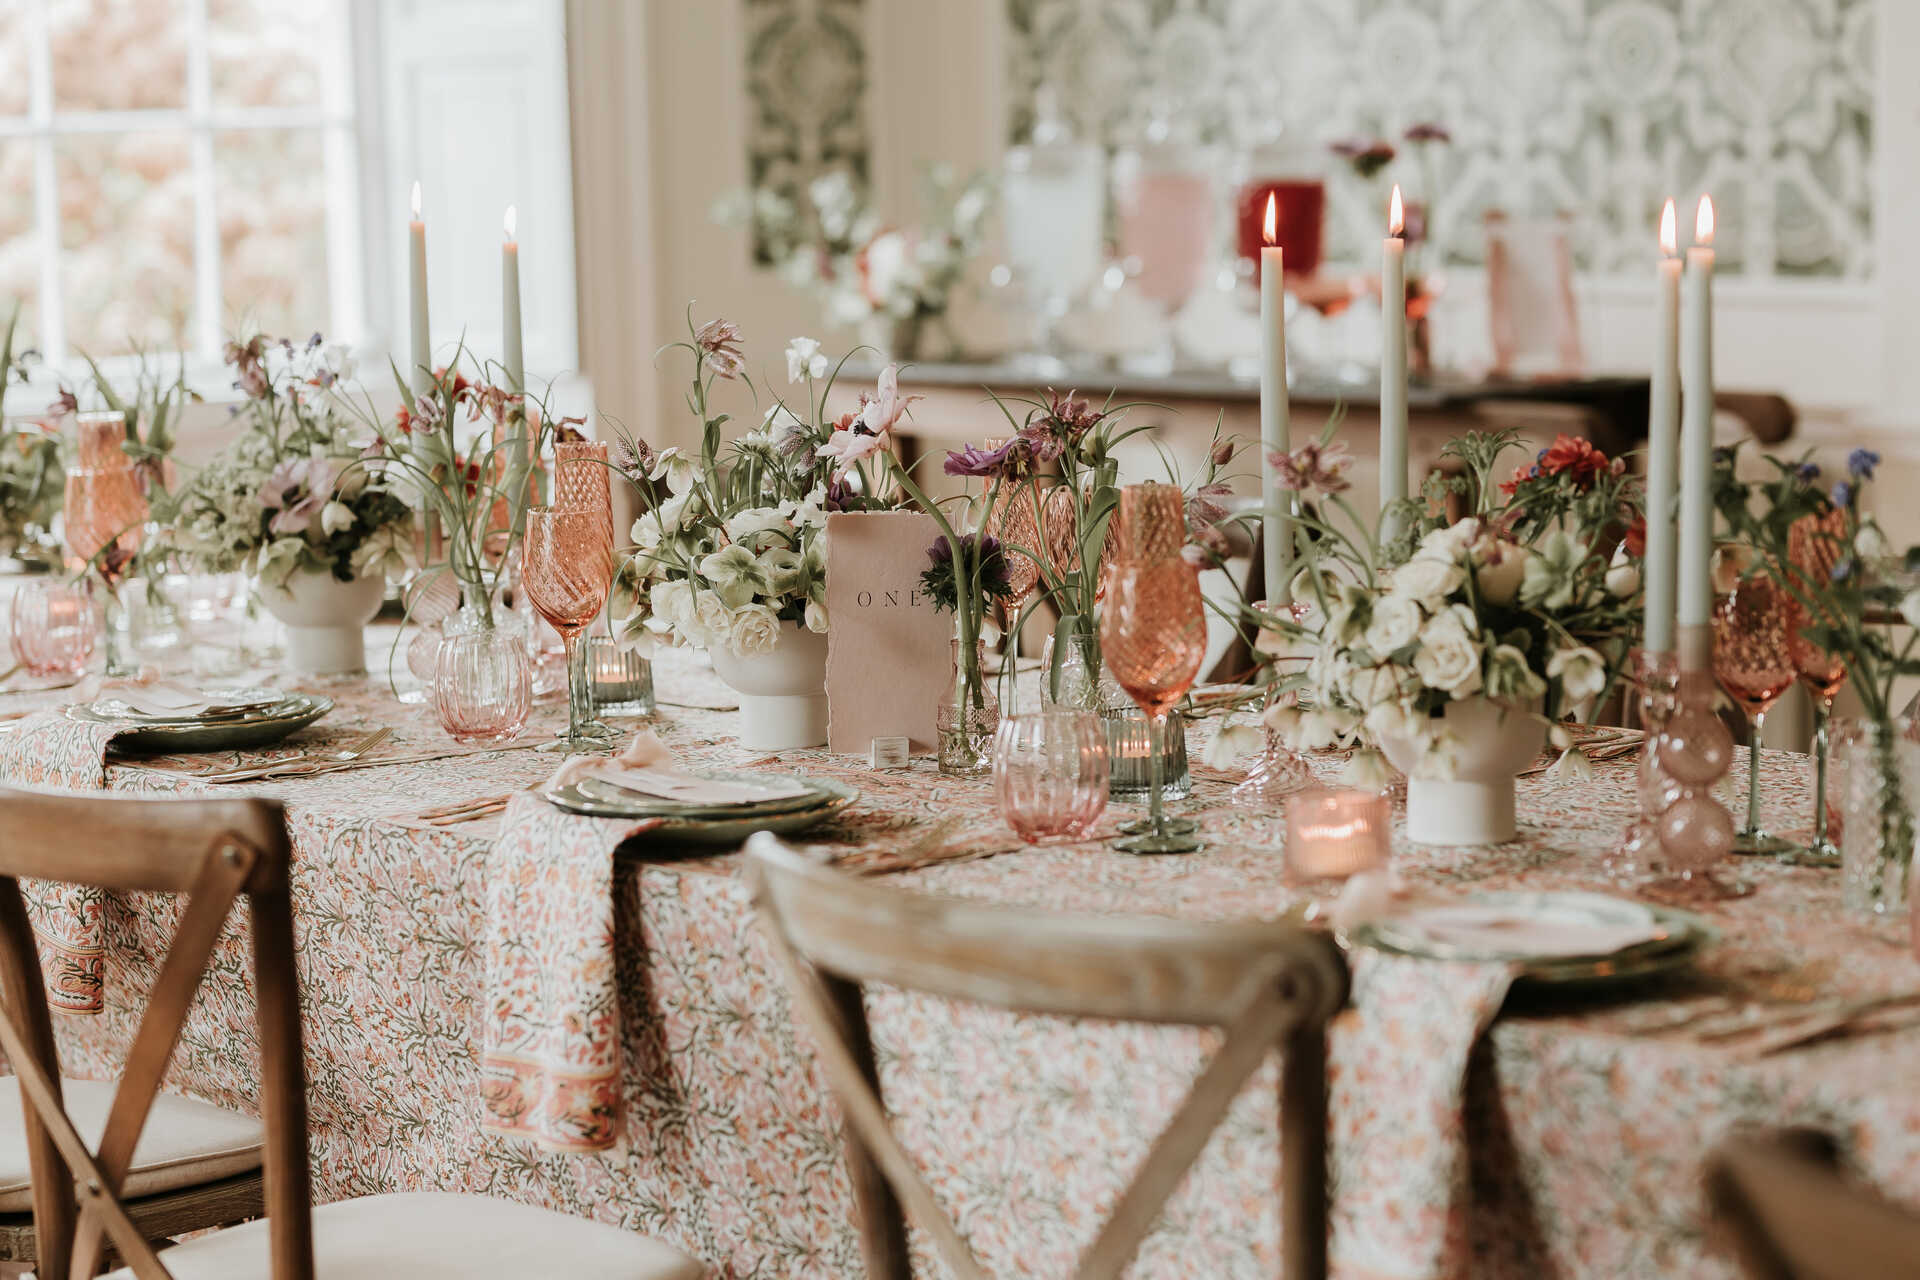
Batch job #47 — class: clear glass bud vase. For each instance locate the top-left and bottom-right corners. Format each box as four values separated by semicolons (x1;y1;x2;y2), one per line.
1836;716;1920;916
937;635;998;776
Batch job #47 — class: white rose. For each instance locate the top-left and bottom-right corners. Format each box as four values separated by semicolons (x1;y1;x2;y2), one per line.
319;501;354;537
1412;612;1484;697
804;600;829;633
655;491;696;535
726;603;783;656
647;580;694;637
1418;518;1480;561
693;590;732;646
1391;554;1465;604
1472;537;1529;606
1346;662;1405;708
1363;595;1423;657
1546;645;1608;703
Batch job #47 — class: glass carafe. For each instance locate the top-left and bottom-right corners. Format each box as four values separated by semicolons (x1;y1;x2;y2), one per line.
1003;88;1105;364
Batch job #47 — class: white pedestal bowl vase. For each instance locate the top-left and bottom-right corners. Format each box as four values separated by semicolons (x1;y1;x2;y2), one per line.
706;621;829;751
1379;695;1547;846
259;569;386;677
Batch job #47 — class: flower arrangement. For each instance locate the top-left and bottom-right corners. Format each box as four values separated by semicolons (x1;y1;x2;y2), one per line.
1266;425;1642;777
163;335;415;588
715;166;994;356
0;310;62;558
610;317;898;657
1716;444;1917;887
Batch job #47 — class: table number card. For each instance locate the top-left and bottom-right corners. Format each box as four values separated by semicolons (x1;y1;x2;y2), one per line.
825;511;950;755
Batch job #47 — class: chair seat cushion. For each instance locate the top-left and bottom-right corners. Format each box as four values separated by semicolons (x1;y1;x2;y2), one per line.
0;1077;262;1212
105;1192;704;1279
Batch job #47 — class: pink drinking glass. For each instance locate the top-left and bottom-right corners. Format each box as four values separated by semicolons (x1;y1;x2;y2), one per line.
8;578;101;677
992;711;1109;843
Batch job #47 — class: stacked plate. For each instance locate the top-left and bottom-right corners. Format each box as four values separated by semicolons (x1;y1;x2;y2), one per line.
544;765;857;846
1348;890;1715;989
68;685;333;752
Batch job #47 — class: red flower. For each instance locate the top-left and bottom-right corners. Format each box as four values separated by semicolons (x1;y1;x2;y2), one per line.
1498;464;1534;497
1624;515;1647;558
1537;434;1609;487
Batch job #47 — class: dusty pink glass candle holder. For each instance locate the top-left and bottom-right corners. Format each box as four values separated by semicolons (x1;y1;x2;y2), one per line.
1286;787;1391;881
9;578;101;678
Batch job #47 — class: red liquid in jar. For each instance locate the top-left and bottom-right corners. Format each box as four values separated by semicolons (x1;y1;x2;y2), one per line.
1237;179;1326;281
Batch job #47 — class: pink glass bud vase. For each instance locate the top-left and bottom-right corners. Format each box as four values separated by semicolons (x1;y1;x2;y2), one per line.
432;607;532;744
8;578;101;678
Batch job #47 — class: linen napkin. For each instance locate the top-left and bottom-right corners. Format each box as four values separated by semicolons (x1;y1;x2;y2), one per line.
91;677;250;718
478;732;694;1151
552;729;810;807
1325;871;1519;1279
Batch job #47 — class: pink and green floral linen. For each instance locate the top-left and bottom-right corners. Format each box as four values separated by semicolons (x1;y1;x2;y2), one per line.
3;650;1915;1278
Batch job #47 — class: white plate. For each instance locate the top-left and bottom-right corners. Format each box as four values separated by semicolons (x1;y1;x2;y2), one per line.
1368;891;1665;963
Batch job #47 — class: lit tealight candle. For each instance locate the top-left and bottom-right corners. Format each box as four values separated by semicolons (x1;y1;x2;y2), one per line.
1286;788;1391;881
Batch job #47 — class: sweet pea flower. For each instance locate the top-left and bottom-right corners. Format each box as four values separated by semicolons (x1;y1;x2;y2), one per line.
785;337;829;383
856;363;922;436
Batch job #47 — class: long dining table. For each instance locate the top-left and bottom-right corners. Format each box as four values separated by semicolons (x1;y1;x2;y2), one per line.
2;629;1917;1279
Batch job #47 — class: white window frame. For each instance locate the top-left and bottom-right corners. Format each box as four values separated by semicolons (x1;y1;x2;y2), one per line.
3;0;370;407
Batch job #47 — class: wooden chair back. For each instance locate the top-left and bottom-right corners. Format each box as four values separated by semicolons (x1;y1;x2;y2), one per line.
744;834;1348;1280
1706;1131;1920;1279
0;790;314;1280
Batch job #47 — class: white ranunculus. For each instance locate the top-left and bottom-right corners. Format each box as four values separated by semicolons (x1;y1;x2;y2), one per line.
1202;718;1265;769
1363;594;1423;657
1391;554;1466;604
648;580;695;637
727;603;784;656
1418;518;1480;562
1413;611;1484;697
804;599;829;633
785;336;830;383
319;501;354;537
1546;645;1608;702
1471;537;1529;605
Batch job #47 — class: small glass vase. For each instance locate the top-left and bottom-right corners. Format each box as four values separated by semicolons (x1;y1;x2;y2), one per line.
1040;626;1126;712
1836;716;1920;917
937;634;998;777
432;606;532;744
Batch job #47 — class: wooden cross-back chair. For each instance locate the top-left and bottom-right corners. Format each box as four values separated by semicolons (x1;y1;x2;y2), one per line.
1707;1130;1920;1279
0;788;703;1280
744;833;1349;1280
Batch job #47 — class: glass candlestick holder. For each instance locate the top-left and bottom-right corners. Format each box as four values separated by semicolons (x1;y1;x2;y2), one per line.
1605;648;1681;881
1650;668;1747;898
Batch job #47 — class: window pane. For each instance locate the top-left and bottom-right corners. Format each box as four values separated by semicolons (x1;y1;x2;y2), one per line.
0;144;38;377
215;130;328;339
209;0;342;110
50;0;188;112
57;132;194;356
0;9;30;117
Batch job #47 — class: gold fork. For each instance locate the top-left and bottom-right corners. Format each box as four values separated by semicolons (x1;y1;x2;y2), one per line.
200;726;394;782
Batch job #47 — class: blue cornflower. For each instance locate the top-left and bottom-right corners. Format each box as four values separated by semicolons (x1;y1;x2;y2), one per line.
1794;461;1821;482
1832;557;1854;583
1831;481;1854;509
1849;448;1881;480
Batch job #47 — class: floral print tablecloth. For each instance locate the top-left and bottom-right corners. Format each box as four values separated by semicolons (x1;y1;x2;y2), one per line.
3;644;1918;1279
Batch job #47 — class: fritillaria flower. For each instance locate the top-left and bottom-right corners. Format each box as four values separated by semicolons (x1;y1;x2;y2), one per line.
695;318;746;380
1269;440;1354;494
943;438;1031;481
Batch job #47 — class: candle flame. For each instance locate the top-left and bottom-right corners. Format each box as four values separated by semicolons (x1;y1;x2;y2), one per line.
1388;184;1404;237
1695;194;1714;246
1262;191;1278;245
1659;198;1677;257
503;205;517;240
410;180;421;220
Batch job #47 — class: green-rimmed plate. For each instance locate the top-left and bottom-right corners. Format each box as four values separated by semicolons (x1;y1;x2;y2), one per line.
543;774;858;845
68;693;334;753
571;769;839;821
1367;890;1665;963
90;685;292;724
1349;895;1717;990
